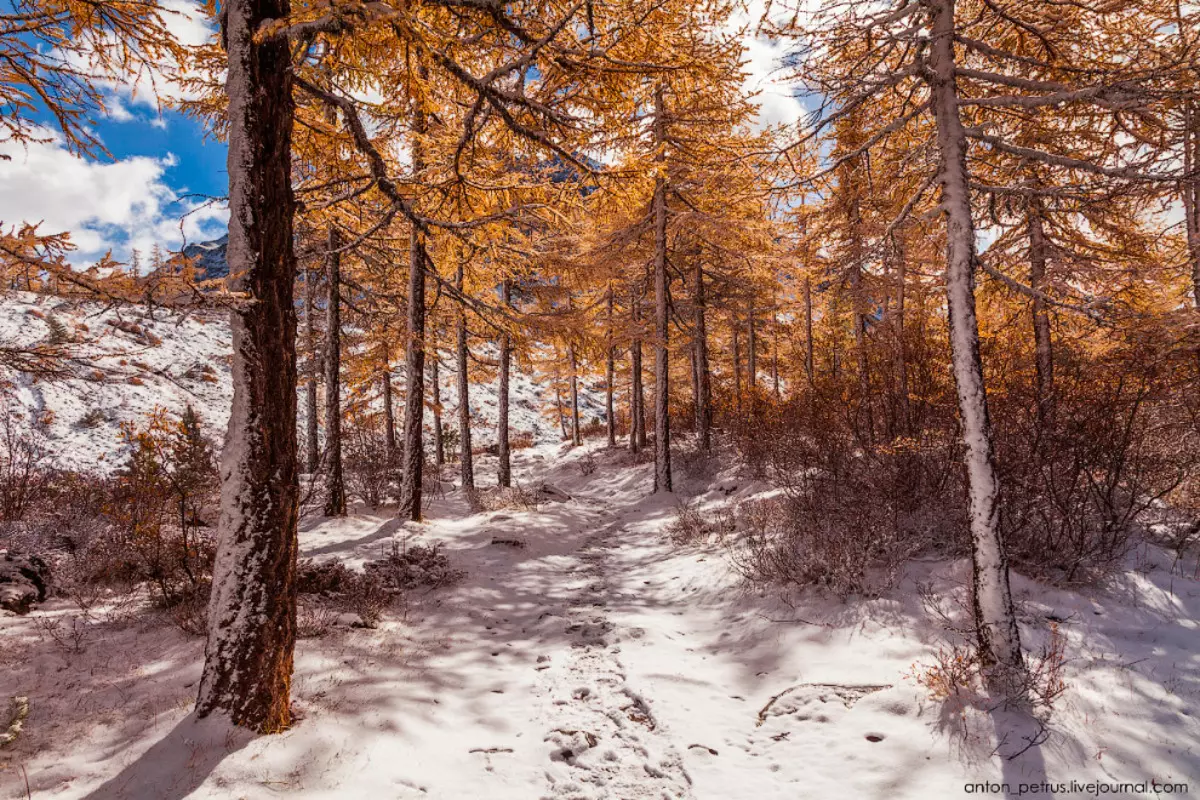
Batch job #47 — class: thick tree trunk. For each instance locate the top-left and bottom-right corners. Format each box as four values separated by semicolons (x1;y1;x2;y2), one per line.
605;287;616;447
323;224;346;517
431;328;445;468
1027;196;1055;429
652;83;672;492
569;344;582;446
398;105;428;521
303;267;319;474
929;0;1024;694
497;279;512;488
196;0;298;734
693;260;711;450
456;259;474;491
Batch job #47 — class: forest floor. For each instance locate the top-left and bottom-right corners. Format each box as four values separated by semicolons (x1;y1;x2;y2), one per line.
2;441;1200;799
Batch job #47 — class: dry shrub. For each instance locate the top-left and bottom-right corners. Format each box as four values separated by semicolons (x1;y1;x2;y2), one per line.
666;499;734;545
363;540;464;592
343;411;399;508
577;452;598;477
995;352;1199;584
468;484;541;513
909;624;1068;716
725;393;962;597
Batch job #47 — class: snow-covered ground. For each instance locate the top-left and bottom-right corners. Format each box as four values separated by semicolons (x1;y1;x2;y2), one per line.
0;291;607;473
2;442;1198;799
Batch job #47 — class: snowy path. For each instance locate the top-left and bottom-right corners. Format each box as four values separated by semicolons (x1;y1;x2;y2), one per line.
3;441;1200;799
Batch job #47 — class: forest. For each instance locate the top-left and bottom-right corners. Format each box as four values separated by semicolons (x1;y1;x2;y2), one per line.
1;0;1199;797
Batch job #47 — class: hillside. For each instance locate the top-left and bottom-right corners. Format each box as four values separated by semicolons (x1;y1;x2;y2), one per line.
0;290;606;474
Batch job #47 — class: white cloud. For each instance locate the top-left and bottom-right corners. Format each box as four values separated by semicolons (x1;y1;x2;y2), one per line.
0;132;228;268
728;0;807;130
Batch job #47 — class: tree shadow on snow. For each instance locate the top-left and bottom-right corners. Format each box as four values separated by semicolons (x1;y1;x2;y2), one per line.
81;713;253;800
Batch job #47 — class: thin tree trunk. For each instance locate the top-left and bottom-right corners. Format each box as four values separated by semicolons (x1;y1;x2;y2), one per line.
1027;196;1055;429
893;241;911;432
605;287;616;447
570;344;582;446
929;0;1024;692
747;297;757;399
1185;98;1200;311
693;259;711;450
497;279;512;487
398;99;428;521
804;275;815;391
382;344;396;463
456;258;474;491
652;83;672;492
303;267;319;473
430;328;445;468
323;224;346;517
771;298;780;399
630;286;645;454
196;0;298;734
732;316;742;411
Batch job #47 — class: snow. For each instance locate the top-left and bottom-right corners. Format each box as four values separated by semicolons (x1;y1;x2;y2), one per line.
0;291;604;474
3;441;1199;798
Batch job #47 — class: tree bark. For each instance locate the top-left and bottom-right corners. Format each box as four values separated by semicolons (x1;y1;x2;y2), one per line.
430;327;445;468
569;344;582;446
746;297;757;399
1185;98;1200;311
382;344;397;464
804;275;815;391
929;0;1024;693
652;83;672;492
456;258;474;491
195;0;298;734
323;224;346;517
732;314;742;411
605;287;616;447
303;267;319;474
398;101;428;521
693;259;711;451
497;279;512;487
1027;195;1055;429
629;286;644;455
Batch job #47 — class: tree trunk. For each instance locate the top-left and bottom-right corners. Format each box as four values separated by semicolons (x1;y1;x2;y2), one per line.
569;344;582;446
398;103;428;521
303;267;319;474
629;286;645;454
1027;196;1055;429
430;328;445;468
929;0;1024;693
652;83;672;492
605;287;616;447
456;259;474;491
771;298;780;399
892;240;911;432
693;259;711;450
382;345;397;463
732;315;742;411
323;224;346;517
497;279;512;488
195;0;298;734
746;297;757;399
804;275;815;391
1185;98;1200;311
